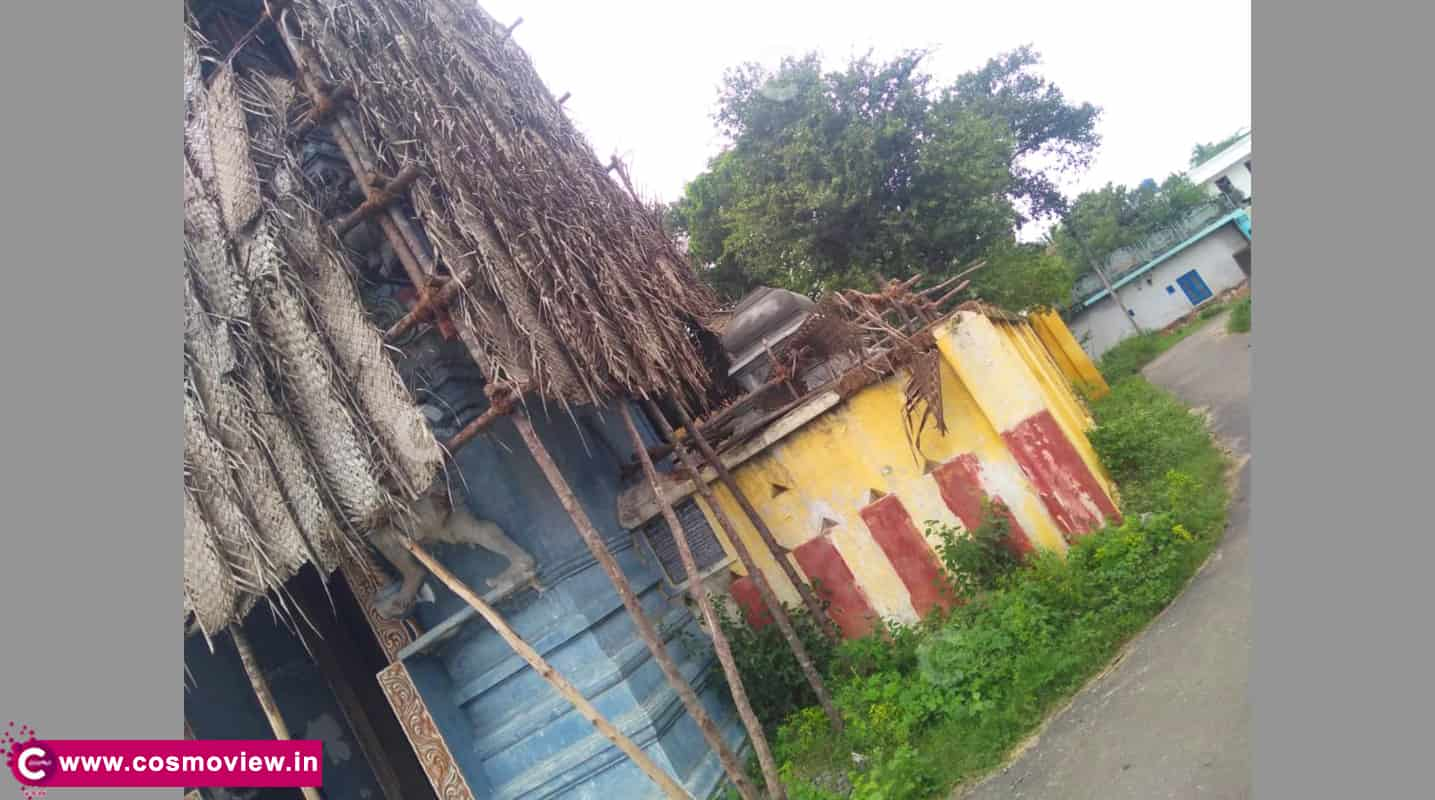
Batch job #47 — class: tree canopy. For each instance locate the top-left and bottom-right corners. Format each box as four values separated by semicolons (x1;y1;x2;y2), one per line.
671;46;1098;306
1048;174;1214;283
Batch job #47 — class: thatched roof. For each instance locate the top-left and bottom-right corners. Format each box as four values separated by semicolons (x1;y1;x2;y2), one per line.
182;0;724;635
283;0;721;406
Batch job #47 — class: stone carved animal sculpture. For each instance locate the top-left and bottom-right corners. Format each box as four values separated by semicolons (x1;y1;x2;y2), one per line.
369;481;537;620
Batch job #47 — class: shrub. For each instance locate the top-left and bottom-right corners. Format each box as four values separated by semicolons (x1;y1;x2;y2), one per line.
753;376;1231;800
931;501;1021;598
713;594;838;730
1088;379;1213;487
830;619;926;682
848;746;937;800
835;671;953;752
1089;378;1228;526
1227;296;1251;333
1198;302;1227;320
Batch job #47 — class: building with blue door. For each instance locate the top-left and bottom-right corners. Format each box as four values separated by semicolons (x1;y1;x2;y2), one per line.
1066;209;1252;358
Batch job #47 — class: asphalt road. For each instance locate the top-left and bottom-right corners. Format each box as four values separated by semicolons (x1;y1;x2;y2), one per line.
958;317;1251;800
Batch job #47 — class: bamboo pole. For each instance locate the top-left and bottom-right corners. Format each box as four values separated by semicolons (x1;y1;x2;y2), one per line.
267;12;752;794
386;264;473;340
511;413;761;800
641;398;844;733
399;538;690;799
230;627;324;800
669;402;842;641
618;405;788;800
274;15;439;307
1066;217;1142;335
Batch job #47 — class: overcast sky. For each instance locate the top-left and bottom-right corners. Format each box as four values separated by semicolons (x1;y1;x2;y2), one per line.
482;0;1250;229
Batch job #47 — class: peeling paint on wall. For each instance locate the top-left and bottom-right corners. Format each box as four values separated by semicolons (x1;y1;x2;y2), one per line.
793;534;877;638
859;495;953;616
1003;410;1121;538
931;453;1033;557
696;310;1118;638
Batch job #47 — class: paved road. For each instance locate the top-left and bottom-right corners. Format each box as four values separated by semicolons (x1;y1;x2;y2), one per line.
959;317;1251;800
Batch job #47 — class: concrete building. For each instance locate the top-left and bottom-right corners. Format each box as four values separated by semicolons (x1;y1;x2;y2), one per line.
620;308;1120;641
1063;130;1253;359
1188;131;1252;214
1067;210;1252;358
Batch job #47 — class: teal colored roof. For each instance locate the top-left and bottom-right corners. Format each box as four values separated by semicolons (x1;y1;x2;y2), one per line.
1080;210;1252;308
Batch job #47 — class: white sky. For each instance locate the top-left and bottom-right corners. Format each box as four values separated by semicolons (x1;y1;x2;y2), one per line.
482;0;1250;232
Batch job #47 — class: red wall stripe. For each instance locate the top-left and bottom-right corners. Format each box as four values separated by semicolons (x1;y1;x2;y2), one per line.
931;454;1034;557
858;495;954;617
792;534;876;639
728;575;772;630
1002;409;1121;537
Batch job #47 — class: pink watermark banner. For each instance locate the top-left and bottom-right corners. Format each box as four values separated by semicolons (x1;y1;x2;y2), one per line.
6;737;323;791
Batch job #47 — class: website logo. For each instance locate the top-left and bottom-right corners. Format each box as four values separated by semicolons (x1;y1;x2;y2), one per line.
3;723;49;800
3;727;321;793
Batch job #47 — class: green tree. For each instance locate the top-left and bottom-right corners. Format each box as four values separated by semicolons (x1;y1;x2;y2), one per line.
1190;127;1249;168
943;46;1102;222
966;240;1074;311
1050;174;1212;282
672;47;1099;302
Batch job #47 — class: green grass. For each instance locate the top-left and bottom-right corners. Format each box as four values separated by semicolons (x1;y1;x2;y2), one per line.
1226;296;1251;333
1199;301;1229;320
732;377;1231;800
1097;307;1226;382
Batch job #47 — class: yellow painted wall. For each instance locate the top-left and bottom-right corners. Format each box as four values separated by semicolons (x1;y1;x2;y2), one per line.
995;320;1115;500
1029;309;1109;400
702;310;1114;626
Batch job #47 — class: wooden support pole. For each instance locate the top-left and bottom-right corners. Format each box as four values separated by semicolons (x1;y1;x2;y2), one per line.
931;279;971;311
683;369;797;443
618;405;788;800
442;402;507;454
291;84;355;140
511;413;761;800
327;111;442;276
334;164;423;235
763;342;801;402
230;627;324;800
669;402;842;641
399;538;690;800
275;15;437;309
641;398;844;733
386;263;474;341
1067;217;1142;335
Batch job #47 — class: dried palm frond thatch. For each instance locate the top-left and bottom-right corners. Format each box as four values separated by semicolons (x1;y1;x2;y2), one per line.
183;14;442;636
183;0;731;633
276;0;721;409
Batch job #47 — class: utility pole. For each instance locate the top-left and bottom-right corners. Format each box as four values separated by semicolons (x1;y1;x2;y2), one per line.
1067;216;1143;335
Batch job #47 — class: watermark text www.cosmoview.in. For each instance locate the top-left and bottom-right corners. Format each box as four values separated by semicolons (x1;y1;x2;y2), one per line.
6;726;323;796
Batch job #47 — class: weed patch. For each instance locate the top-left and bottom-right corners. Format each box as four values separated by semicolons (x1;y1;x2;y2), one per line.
1198;301;1228;320
1227;296;1251;333
1097;311;1221;382
723;377;1231;799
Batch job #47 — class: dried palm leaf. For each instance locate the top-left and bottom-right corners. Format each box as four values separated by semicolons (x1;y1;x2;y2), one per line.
205;64;264;235
249;224;389;527
185;158;249;321
280;0;721;410
183;391;278;597
184;485;238;639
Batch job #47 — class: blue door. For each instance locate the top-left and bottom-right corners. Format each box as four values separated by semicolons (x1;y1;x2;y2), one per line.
1176;269;1213;305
